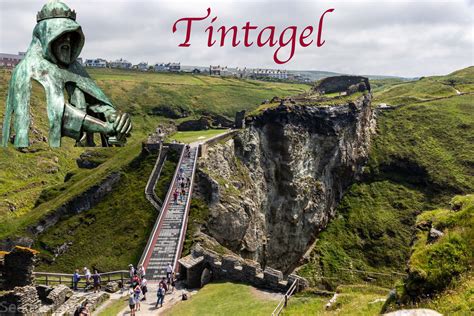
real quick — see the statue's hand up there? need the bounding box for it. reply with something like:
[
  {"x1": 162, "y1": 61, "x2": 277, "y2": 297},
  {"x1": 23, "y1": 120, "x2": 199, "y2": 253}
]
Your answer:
[{"x1": 112, "y1": 112, "x2": 132, "y2": 140}]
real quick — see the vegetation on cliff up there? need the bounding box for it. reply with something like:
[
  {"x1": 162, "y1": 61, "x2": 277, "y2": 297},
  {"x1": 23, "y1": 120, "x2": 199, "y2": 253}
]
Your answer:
[{"x1": 297, "y1": 67, "x2": 473, "y2": 307}]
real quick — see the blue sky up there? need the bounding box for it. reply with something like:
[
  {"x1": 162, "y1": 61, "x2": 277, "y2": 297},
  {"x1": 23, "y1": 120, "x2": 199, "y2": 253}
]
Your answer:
[{"x1": 0, "y1": 0, "x2": 472, "y2": 77}]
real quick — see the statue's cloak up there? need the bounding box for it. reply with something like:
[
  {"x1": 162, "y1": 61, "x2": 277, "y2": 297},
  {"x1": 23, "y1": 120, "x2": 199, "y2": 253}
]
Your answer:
[{"x1": 2, "y1": 16, "x2": 115, "y2": 147}]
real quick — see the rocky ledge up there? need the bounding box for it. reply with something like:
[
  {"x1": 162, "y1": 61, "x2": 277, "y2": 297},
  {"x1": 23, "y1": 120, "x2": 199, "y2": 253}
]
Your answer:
[{"x1": 195, "y1": 93, "x2": 376, "y2": 274}]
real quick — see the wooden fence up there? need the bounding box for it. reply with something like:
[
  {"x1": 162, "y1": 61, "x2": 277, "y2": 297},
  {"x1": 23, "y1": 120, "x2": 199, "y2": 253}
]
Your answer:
[{"x1": 33, "y1": 270, "x2": 128, "y2": 288}]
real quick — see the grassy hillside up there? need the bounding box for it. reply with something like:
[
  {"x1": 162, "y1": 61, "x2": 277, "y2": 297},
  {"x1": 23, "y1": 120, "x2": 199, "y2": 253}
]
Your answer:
[
  {"x1": 34, "y1": 150, "x2": 178, "y2": 272},
  {"x1": 381, "y1": 194, "x2": 473, "y2": 314},
  {"x1": 297, "y1": 67, "x2": 473, "y2": 296},
  {"x1": 372, "y1": 66, "x2": 474, "y2": 105},
  {"x1": 88, "y1": 68, "x2": 309, "y2": 117},
  {"x1": 0, "y1": 67, "x2": 306, "y2": 244}
]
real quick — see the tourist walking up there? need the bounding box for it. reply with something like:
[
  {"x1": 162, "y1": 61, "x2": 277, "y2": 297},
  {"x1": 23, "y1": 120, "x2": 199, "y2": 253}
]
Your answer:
[
  {"x1": 169, "y1": 272, "x2": 176, "y2": 293},
  {"x1": 173, "y1": 189, "x2": 179, "y2": 204},
  {"x1": 137, "y1": 264, "x2": 146, "y2": 279},
  {"x1": 92, "y1": 270, "x2": 101, "y2": 293},
  {"x1": 83, "y1": 267, "x2": 91, "y2": 291},
  {"x1": 141, "y1": 277, "x2": 148, "y2": 301},
  {"x1": 133, "y1": 283, "x2": 142, "y2": 311},
  {"x1": 160, "y1": 276, "x2": 169, "y2": 293},
  {"x1": 155, "y1": 283, "x2": 165, "y2": 308},
  {"x1": 128, "y1": 264, "x2": 135, "y2": 280},
  {"x1": 180, "y1": 188, "x2": 186, "y2": 201},
  {"x1": 128, "y1": 292, "x2": 136, "y2": 316},
  {"x1": 73, "y1": 269, "x2": 81, "y2": 291},
  {"x1": 166, "y1": 264, "x2": 173, "y2": 281}
]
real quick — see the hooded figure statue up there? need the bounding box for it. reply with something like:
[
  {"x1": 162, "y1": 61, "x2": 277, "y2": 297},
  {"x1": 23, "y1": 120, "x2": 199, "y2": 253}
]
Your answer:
[{"x1": 2, "y1": 0, "x2": 132, "y2": 148}]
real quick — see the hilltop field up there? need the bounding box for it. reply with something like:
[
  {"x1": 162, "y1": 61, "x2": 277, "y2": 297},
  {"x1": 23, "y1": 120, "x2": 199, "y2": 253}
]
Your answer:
[{"x1": 0, "y1": 66, "x2": 473, "y2": 314}]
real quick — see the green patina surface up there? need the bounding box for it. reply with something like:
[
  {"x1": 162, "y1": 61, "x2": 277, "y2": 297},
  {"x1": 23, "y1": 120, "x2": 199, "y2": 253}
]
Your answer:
[{"x1": 2, "y1": 1, "x2": 130, "y2": 148}]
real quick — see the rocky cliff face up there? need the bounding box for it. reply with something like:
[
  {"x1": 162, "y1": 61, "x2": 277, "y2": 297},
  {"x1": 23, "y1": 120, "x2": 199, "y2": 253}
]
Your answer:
[{"x1": 195, "y1": 93, "x2": 376, "y2": 274}]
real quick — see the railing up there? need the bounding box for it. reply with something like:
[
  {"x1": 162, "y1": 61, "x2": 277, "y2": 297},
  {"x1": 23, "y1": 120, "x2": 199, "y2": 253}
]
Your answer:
[
  {"x1": 33, "y1": 270, "x2": 128, "y2": 288},
  {"x1": 138, "y1": 145, "x2": 186, "y2": 269},
  {"x1": 145, "y1": 144, "x2": 167, "y2": 209},
  {"x1": 173, "y1": 147, "x2": 199, "y2": 272},
  {"x1": 271, "y1": 278, "x2": 299, "y2": 316}
]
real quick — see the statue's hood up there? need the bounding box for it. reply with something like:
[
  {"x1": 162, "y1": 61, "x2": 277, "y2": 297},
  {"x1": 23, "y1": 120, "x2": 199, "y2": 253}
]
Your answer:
[{"x1": 33, "y1": 17, "x2": 84, "y2": 64}]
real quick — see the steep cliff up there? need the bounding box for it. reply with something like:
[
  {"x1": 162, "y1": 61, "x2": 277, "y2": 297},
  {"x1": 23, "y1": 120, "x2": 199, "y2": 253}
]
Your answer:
[{"x1": 195, "y1": 93, "x2": 376, "y2": 273}]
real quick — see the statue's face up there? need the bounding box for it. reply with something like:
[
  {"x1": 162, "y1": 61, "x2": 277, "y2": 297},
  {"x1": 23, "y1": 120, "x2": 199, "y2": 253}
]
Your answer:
[{"x1": 52, "y1": 33, "x2": 73, "y2": 65}]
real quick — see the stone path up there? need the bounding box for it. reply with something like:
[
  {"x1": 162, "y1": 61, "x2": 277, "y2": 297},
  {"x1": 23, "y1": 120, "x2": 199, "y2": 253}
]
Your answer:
[
  {"x1": 142, "y1": 146, "x2": 198, "y2": 280},
  {"x1": 115, "y1": 282, "x2": 197, "y2": 316}
]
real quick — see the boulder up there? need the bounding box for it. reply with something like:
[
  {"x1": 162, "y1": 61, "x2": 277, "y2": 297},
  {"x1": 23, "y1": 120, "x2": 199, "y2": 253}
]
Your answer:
[
  {"x1": 384, "y1": 309, "x2": 442, "y2": 316},
  {"x1": 0, "y1": 285, "x2": 41, "y2": 314},
  {"x1": 428, "y1": 227, "x2": 444, "y2": 243},
  {"x1": 44, "y1": 284, "x2": 73, "y2": 309},
  {"x1": 178, "y1": 116, "x2": 212, "y2": 131},
  {"x1": 104, "y1": 281, "x2": 120, "y2": 293}
]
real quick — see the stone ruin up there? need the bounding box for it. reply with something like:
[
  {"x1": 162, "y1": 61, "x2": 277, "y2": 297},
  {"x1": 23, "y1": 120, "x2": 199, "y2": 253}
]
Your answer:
[
  {"x1": 312, "y1": 75, "x2": 370, "y2": 95},
  {"x1": 0, "y1": 246, "x2": 108, "y2": 315},
  {"x1": 178, "y1": 244, "x2": 309, "y2": 292}
]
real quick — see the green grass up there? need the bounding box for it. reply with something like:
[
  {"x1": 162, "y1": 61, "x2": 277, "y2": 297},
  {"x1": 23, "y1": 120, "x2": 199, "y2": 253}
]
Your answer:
[
  {"x1": 34, "y1": 151, "x2": 172, "y2": 272},
  {"x1": 97, "y1": 297, "x2": 129, "y2": 316},
  {"x1": 182, "y1": 198, "x2": 210, "y2": 256},
  {"x1": 88, "y1": 68, "x2": 310, "y2": 117},
  {"x1": 298, "y1": 68, "x2": 474, "y2": 293},
  {"x1": 167, "y1": 129, "x2": 230, "y2": 144},
  {"x1": 373, "y1": 66, "x2": 474, "y2": 105},
  {"x1": 283, "y1": 285, "x2": 389, "y2": 315},
  {"x1": 162, "y1": 282, "x2": 279, "y2": 316},
  {"x1": 405, "y1": 194, "x2": 473, "y2": 296}
]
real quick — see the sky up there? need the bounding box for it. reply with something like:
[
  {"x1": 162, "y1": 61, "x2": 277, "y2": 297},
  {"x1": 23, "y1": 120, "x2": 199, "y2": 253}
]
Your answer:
[{"x1": 0, "y1": 0, "x2": 473, "y2": 77}]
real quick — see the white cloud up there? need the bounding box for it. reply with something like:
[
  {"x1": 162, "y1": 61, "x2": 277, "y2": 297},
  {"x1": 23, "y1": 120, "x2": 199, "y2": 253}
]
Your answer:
[{"x1": 0, "y1": 0, "x2": 472, "y2": 77}]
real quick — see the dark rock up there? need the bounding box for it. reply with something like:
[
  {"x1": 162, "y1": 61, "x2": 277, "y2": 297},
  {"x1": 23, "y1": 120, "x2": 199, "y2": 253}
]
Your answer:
[
  {"x1": 36, "y1": 285, "x2": 53, "y2": 302},
  {"x1": 4, "y1": 246, "x2": 38, "y2": 289},
  {"x1": 148, "y1": 105, "x2": 190, "y2": 119},
  {"x1": 235, "y1": 111, "x2": 246, "y2": 129},
  {"x1": 104, "y1": 281, "x2": 119, "y2": 293},
  {"x1": 313, "y1": 75, "x2": 370, "y2": 94},
  {"x1": 178, "y1": 116, "x2": 212, "y2": 131}
]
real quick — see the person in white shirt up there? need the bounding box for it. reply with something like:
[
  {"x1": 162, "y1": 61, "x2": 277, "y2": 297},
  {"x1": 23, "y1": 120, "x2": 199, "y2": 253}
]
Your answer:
[
  {"x1": 166, "y1": 264, "x2": 173, "y2": 281},
  {"x1": 137, "y1": 264, "x2": 146, "y2": 279}
]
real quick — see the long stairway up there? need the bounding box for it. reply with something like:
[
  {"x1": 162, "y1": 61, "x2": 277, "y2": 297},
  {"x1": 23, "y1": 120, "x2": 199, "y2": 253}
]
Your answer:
[{"x1": 140, "y1": 146, "x2": 198, "y2": 281}]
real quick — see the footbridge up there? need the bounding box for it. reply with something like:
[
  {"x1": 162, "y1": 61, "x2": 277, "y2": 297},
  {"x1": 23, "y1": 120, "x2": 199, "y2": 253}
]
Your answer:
[{"x1": 139, "y1": 144, "x2": 198, "y2": 280}]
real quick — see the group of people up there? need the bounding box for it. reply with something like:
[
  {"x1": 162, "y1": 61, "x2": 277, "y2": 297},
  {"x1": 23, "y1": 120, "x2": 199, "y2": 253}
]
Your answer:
[
  {"x1": 128, "y1": 263, "x2": 176, "y2": 315},
  {"x1": 72, "y1": 267, "x2": 101, "y2": 292},
  {"x1": 172, "y1": 145, "x2": 193, "y2": 205}
]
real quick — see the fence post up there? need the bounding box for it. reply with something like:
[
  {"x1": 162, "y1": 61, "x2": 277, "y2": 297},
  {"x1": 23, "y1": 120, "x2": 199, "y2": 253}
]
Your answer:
[
  {"x1": 59, "y1": 275, "x2": 62, "y2": 285},
  {"x1": 121, "y1": 272, "x2": 124, "y2": 287},
  {"x1": 45, "y1": 275, "x2": 48, "y2": 286},
  {"x1": 284, "y1": 295, "x2": 288, "y2": 307}
]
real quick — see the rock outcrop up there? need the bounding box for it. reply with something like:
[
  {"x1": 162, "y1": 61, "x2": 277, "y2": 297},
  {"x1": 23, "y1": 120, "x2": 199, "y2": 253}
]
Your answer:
[{"x1": 195, "y1": 93, "x2": 375, "y2": 273}]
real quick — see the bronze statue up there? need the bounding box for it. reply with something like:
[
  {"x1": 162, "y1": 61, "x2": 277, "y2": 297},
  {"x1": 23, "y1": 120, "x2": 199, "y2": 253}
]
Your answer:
[{"x1": 2, "y1": 0, "x2": 132, "y2": 148}]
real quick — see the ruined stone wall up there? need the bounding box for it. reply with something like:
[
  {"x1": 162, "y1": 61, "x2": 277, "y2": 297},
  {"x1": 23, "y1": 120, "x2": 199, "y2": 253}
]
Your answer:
[{"x1": 180, "y1": 244, "x2": 308, "y2": 292}]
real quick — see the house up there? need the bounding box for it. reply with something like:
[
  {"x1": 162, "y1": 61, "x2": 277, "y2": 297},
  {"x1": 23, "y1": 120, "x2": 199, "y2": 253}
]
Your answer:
[
  {"x1": 110, "y1": 58, "x2": 132, "y2": 69},
  {"x1": 84, "y1": 58, "x2": 107, "y2": 68},
  {"x1": 154, "y1": 63, "x2": 168, "y2": 72},
  {"x1": 251, "y1": 68, "x2": 288, "y2": 80},
  {"x1": 210, "y1": 65, "x2": 229, "y2": 76},
  {"x1": 0, "y1": 52, "x2": 24, "y2": 68},
  {"x1": 167, "y1": 62, "x2": 180, "y2": 72},
  {"x1": 136, "y1": 62, "x2": 148, "y2": 71}
]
